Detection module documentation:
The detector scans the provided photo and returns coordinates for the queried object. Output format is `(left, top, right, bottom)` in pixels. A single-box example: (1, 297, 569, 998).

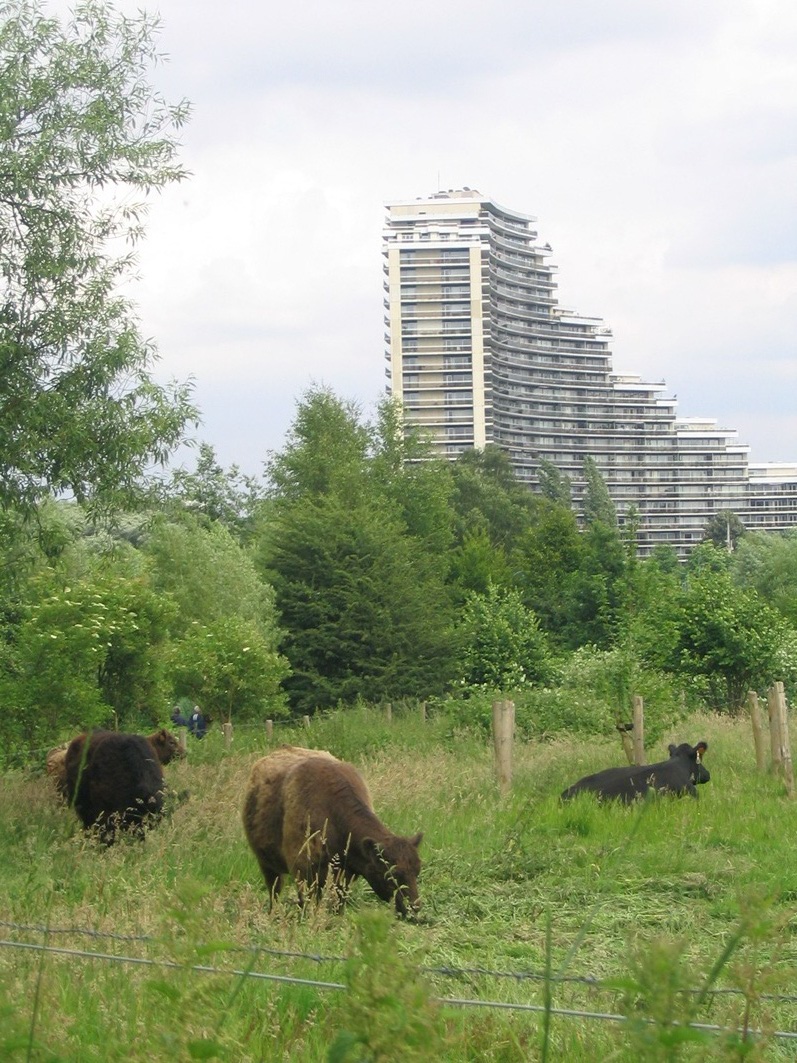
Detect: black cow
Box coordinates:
(64, 730, 167, 844)
(561, 741, 710, 803)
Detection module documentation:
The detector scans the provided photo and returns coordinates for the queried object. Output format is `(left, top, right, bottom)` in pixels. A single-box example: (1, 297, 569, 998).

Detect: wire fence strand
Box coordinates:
(2, 928, 797, 1044)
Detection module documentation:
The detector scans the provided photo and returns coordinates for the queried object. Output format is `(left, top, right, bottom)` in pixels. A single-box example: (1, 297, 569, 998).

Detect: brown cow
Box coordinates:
(242, 745, 422, 916)
(47, 727, 183, 800)
(61, 728, 184, 844)
(45, 745, 69, 799)
(146, 727, 184, 766)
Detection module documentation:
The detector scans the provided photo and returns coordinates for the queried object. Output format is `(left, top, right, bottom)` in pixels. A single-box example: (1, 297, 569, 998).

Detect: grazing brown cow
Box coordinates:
(64, 729, 178, 844)
(242, 745, 423, 915)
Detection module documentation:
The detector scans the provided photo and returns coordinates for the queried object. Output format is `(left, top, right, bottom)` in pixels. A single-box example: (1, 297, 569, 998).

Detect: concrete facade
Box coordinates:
(383, 188, 797, 557)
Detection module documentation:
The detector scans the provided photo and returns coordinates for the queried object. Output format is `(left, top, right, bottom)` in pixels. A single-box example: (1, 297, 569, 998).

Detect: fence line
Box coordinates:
(0, 938, 346, 990)
(4, 920, 797, 1006)
(2, 936, 796, 1044)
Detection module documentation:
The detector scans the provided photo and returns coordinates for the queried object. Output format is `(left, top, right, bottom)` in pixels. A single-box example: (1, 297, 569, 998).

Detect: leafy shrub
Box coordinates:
(456, 583, 554, 691)
(436, 644, 690, 741)
(166, 615, 290, 723)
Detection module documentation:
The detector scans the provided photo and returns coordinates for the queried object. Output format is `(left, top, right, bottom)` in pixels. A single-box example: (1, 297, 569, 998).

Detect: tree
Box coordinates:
(732, 531, 797, 627)
(144, 514, 280, 638)
(261, 389, 456, 713)
(267, 487, 456, 714)
(450, 527, 513, 597)
(167, 616, 289, 723)
(643, 566, 796, 712)
(702, 510, 746, 551)
(266, 386, 370, 503)
(457, 583, 553, 691)
(0, 0, 196, 516)
(370, 398, 454, 565)
(4, 571, 175, 747)
(581, 457, 617, 528)
(514, 499, 584, 642)
(164, 443, 265, 540)
(537, 458, 572, 506)
(449, 445, 538, 551)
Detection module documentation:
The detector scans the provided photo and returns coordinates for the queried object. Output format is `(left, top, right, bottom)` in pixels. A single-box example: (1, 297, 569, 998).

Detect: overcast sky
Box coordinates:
(89, 0, 797, 475)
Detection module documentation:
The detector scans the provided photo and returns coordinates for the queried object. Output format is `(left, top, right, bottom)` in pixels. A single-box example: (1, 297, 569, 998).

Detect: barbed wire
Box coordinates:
(2, 936, 796, 1044)
(3, 919, 797, 1007)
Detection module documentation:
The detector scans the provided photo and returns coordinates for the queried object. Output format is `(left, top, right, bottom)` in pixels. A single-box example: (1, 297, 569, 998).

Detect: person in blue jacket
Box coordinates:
(170, 705, 188, 728)
(188, 705, 207, 739)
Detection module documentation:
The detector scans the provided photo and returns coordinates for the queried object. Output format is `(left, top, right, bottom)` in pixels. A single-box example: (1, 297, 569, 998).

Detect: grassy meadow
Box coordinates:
(2, 707, 797, 1061)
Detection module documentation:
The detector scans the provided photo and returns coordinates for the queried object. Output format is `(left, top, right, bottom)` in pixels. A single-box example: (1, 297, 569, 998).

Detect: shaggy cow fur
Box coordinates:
(64, 730, 168, 844)
(146, 727, 184, 766)
(46, 745, 69, 800)
(561, 741, 710, 803)
(48, 728, 182, 802)
(242, 745, 423, 915)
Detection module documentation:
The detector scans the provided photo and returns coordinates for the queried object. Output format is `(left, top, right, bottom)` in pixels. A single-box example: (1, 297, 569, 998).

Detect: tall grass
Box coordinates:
(2, 708, 797, 1060)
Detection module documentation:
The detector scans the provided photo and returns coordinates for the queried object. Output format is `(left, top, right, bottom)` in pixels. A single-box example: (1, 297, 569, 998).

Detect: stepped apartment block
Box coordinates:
(383, 189, 797, 557)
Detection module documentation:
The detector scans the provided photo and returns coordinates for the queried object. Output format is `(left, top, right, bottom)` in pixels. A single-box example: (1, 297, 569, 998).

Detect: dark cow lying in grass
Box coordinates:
(243, 745, 423, 916)
(561, 741, 710, 803)
(64, 729, 178, 844)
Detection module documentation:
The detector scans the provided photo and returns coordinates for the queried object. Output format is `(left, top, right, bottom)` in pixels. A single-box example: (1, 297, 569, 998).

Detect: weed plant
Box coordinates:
(1, 707, 796, 1060)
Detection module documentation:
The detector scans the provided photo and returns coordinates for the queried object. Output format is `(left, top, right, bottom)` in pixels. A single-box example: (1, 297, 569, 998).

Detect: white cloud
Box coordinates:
(59, 0, 797, 472)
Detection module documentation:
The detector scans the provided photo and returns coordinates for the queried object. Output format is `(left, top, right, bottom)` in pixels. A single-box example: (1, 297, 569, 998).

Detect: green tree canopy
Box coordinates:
(166, 615, 289, 723)
(514, 499, 584, 641)
(640, 565, 796, 712)
(702, 510, 746, 551)
(449, 527, 513, 597)
(449, 445, 538, 551)
(144, 515, 280, 638)
(537, 458, 572, 506)
(731, 531, 797, 627)
(261, 388, 456, 713)
(5, 570, 175, 747)
(0, 0, 196, 516)
(457, 583, 553, 692)
(581, 456, 617, 528)
(164, 443, 265, 540)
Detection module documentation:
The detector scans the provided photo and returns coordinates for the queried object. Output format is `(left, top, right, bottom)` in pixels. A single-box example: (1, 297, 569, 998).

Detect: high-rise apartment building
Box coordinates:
(383, 189, 797, 557)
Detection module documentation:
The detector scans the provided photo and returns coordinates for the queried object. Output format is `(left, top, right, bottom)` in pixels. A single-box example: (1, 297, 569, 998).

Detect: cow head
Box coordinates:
(668, 741, 710, 786)
(361, 833, 423, 916)
(148, 728, 185, 765)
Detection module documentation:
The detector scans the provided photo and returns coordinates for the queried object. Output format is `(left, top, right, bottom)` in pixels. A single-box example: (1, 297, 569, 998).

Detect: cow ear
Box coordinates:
(411, 832, 423, 849)
(361, 837, 381, 860)
(668, 744, 677, 756)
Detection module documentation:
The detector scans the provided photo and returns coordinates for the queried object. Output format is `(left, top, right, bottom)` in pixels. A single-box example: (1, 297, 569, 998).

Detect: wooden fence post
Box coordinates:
(222, 721, 233, 750)
(302, 715, 311, 730)
(617, 724, 634, 765)
(747, 690, 766, 772)
(492, 699, 515, 795)
(265, 719, 273, 741)
(767, 685, 783, 774)
(632, 695, 645, 765)
(420, 701, 427, 724)
(385, 703, 392, 724)
(178, 729, 188, 756)
(772, 681, 794, 798)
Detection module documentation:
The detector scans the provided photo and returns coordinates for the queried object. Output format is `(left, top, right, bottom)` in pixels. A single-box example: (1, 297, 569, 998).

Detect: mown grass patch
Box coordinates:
(1, 710, 796, 1059)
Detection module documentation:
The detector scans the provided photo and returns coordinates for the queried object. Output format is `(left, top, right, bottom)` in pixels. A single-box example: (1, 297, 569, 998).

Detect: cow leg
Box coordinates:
(293, 858, 331, 908)
(252, 851, 284, 909)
